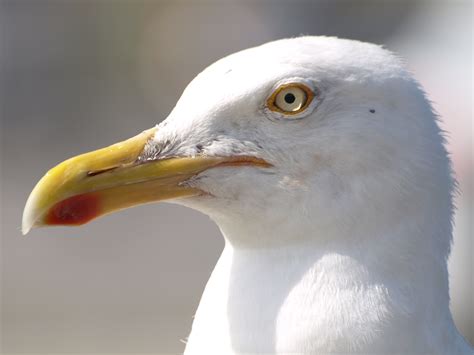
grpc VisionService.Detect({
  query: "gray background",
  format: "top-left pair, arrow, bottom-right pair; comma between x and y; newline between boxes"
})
1,0 -> 472,353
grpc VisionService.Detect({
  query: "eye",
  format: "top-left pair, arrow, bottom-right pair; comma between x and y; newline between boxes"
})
267,83 -> 314,115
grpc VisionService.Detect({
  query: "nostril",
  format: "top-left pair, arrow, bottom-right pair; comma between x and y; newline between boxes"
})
87,166 -> 118,177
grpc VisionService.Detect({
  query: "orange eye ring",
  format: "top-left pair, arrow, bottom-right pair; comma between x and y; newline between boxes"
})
266,83 -> 315,115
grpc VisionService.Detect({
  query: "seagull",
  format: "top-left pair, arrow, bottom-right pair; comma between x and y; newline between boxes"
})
22,36 -> 472,354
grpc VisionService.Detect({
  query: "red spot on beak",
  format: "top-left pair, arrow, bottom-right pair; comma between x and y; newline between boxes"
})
45,193 -> 101,226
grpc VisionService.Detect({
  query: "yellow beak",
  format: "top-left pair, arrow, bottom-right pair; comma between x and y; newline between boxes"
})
22,128 -> 270,235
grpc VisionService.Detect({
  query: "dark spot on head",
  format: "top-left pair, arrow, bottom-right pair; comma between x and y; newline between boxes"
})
196,144 -> 203,153
369,109 -> 376,114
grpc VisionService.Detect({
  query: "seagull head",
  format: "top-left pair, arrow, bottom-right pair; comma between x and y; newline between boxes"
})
22,37 -> 453,252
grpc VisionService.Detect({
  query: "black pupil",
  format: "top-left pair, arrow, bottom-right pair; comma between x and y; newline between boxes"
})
284,93 -> 296,104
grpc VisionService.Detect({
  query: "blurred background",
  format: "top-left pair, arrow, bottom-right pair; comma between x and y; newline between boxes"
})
1,0 -> 472,353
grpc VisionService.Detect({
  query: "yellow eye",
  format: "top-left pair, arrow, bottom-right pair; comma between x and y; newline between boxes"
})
267,83 -> 314,115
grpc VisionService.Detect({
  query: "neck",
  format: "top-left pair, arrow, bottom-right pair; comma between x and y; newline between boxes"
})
185,212 -> 458,354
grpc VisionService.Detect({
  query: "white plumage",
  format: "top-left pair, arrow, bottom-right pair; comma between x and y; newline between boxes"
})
142,37 -> 471,354
22,36 -> 472,354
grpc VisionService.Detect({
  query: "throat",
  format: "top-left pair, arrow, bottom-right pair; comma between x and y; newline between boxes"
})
225,244 -> 395,353
187,234 -> 451,354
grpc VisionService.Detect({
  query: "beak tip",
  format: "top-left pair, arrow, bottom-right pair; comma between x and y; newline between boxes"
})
21,214 -> 33,235
22,191 -> 39,235
21,210 -> 34,235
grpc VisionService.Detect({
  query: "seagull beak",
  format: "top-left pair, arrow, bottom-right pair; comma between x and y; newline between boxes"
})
22,127 -> 270,235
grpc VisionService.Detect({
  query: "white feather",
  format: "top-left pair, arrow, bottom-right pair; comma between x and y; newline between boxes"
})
145,37 -> 471,354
